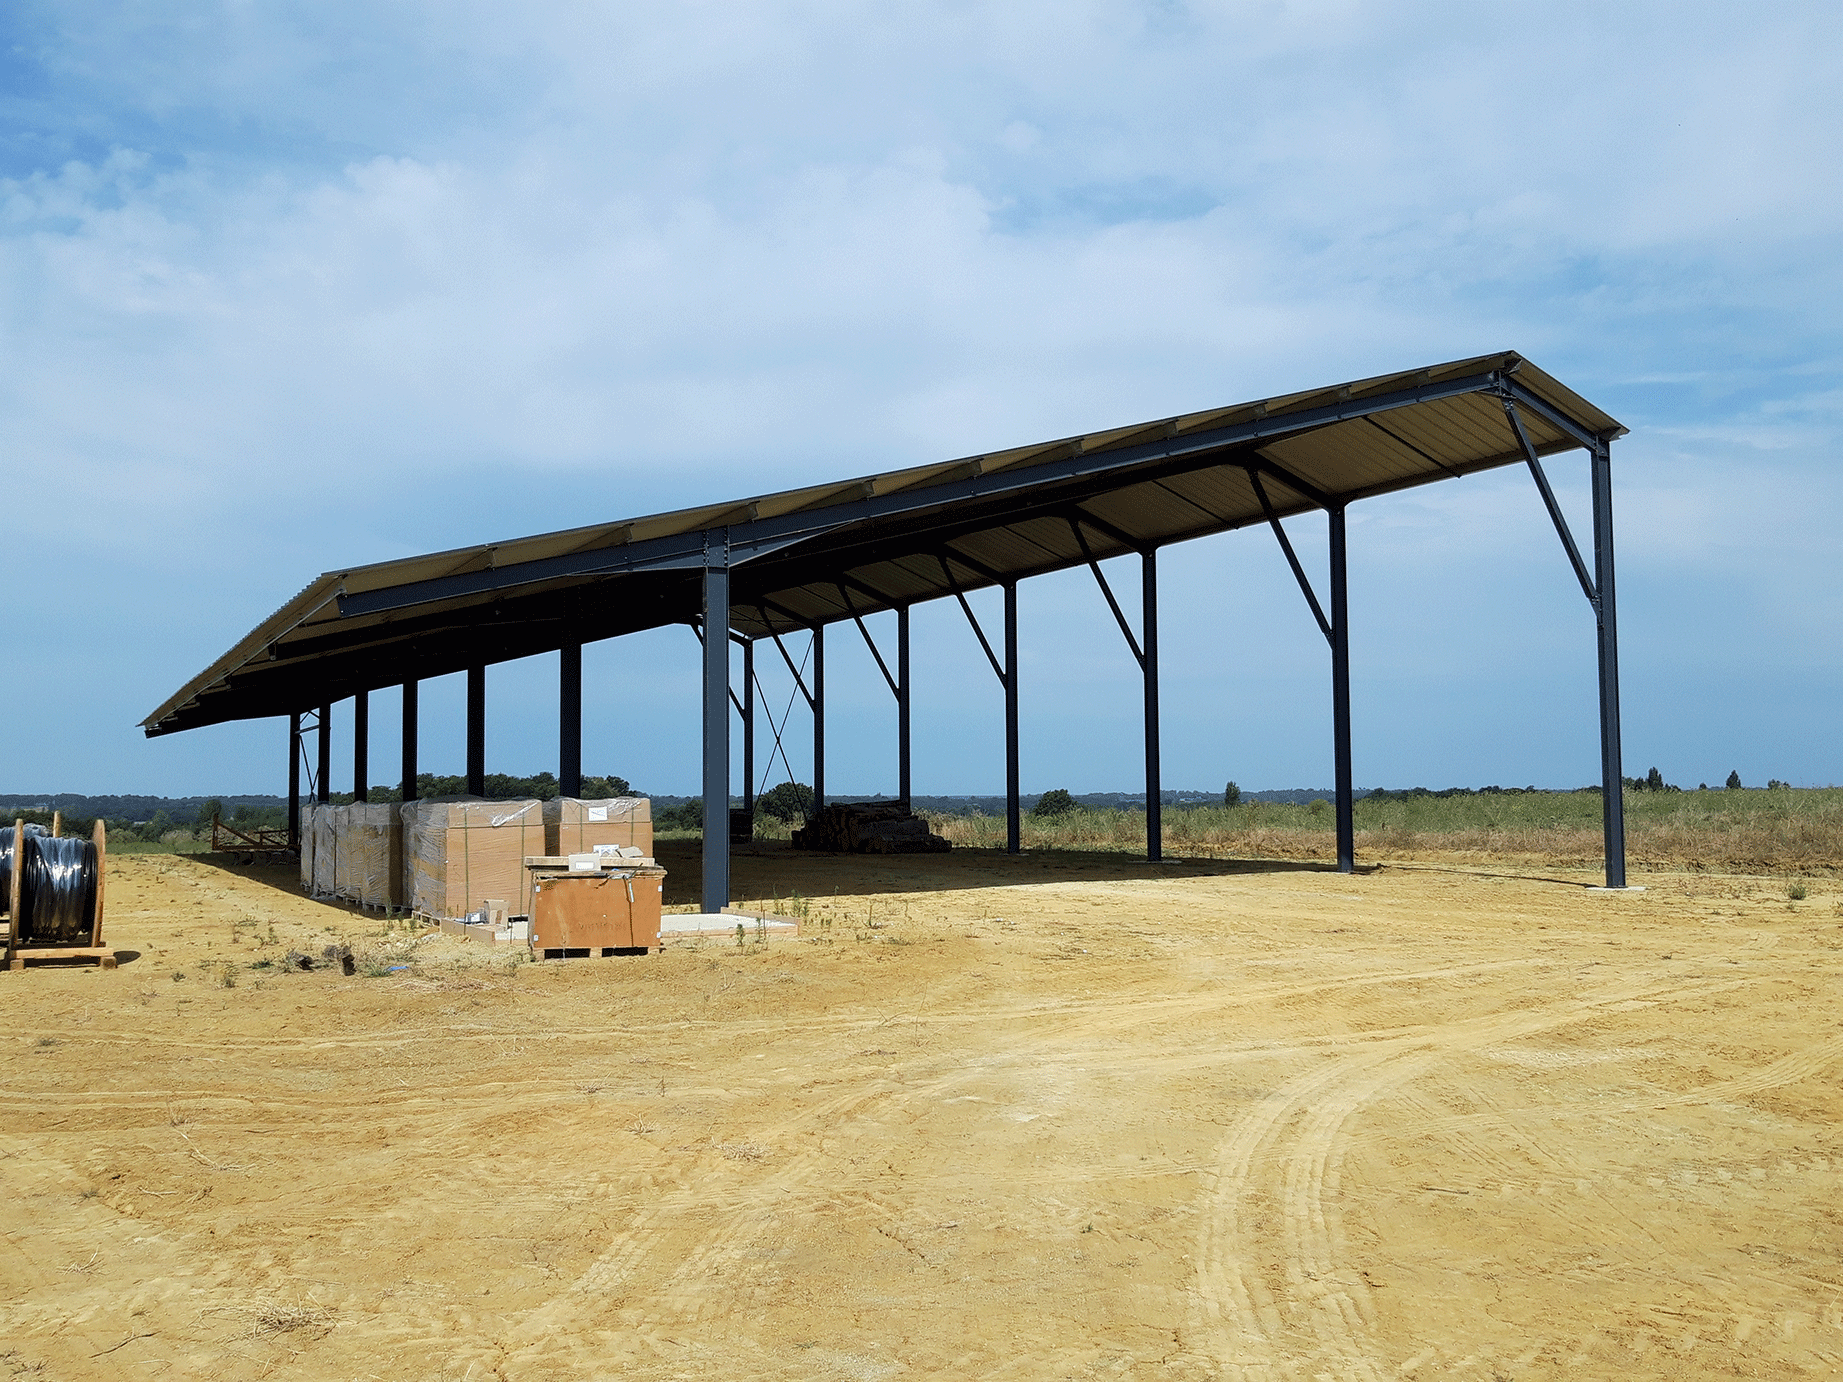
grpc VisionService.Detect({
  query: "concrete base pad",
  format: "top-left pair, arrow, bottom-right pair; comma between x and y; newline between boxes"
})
662,913 -> 799,940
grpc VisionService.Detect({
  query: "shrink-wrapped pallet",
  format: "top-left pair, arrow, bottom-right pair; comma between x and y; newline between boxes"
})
310,804 -> 339,895
338,803 -> 403,908
542,797 -> 653,858
400,799 -> 542,920
299,805 -> 316,891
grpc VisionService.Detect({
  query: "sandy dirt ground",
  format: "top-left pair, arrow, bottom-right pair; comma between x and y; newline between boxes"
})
3,843 -> 1841,1380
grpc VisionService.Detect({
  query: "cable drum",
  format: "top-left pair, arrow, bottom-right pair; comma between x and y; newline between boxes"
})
0,823 -> 45,915
2,825 -> 100,943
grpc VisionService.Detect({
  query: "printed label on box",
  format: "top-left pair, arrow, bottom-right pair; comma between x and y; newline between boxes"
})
593,843 -> 621,856
587,807 -> 609,822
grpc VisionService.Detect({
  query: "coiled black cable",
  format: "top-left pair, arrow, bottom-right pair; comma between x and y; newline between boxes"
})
2,825 -> 98,943
0,824 -> 44,917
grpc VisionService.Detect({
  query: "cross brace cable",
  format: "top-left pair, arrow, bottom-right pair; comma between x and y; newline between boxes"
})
754,642 -> 810,798
763,611 -> 818,711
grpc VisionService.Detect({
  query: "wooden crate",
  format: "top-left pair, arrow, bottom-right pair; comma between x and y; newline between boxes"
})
529,864 -> 664,956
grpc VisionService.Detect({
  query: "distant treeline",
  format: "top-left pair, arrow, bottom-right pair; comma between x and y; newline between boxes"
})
325,771 -> 642,804
1,770 -> 1807,841
0,793 -> 287,820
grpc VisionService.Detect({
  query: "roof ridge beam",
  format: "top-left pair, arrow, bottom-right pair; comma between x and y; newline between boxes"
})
330,369 -> 1507,624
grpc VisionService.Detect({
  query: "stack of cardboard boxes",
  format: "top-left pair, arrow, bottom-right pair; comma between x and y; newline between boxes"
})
400,799 -> 544,920
298,797 -> 653,923
543,796 -> 654,859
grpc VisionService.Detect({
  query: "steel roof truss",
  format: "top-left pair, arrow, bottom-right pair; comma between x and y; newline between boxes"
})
1498,377 -> 1608,451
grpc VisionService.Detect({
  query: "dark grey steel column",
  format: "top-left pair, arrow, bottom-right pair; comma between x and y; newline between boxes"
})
812,625 -> 826,810
1591,439 -> 1628,888
352,690 -> 369,805
741,639 -> 755,817
1005,581 -> 1020,854
287,713 -> 301,850
897,606 -> 912,810
1329,506 -> 1354,873
466,665 -> 485,797
316,702 -> 332,804
401,681 -> 419,802
700,547 -> 731,911
559,643 -> 582,799
1143,551 -> 1162,862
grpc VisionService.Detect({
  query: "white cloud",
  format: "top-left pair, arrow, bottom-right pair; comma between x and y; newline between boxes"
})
1,0 -> 1839,792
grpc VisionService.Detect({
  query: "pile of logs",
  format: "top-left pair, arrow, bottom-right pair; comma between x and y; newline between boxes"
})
791,802 -> 951,854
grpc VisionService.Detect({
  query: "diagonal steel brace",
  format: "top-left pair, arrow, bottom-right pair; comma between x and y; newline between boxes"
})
1248,468 -> 1333,646
1502,399 -> 1599,608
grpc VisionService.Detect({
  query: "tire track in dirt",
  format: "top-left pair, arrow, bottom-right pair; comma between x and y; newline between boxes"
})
497,1080 -> 906,1372
14,952 -> 1546,1057
1190,975 -> 1743,1378
495,953 -> 1566,1376
492,958 -> 1424,1379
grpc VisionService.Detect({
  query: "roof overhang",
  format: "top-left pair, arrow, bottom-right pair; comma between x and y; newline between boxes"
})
144,352 -> 1623,737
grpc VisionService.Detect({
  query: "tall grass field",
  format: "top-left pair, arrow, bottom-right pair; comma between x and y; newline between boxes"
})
922,787 -> 1843,875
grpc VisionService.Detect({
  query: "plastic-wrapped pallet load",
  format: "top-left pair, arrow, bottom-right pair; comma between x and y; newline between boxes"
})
338,803 -> 403,908
400,799 -> 542,920
543,797 -> 653,858
299,806 -> 316,890
310,804 -> 339,896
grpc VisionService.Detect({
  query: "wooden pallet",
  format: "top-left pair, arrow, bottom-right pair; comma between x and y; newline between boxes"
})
8,945 -> 117,971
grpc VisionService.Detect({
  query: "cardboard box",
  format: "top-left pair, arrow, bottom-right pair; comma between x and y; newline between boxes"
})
543,797 -> 652,858
400,799 -> 543,921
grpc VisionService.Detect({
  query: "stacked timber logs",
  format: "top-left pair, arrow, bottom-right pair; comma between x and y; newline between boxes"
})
791,802 -> 950,855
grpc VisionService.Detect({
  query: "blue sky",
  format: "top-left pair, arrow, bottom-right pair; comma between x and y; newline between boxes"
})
5,1 -> 1840,798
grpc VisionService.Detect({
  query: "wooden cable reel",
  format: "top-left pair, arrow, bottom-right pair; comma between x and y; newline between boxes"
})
3,815 -> 112,971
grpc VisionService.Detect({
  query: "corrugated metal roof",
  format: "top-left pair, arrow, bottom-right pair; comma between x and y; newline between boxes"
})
144,351 -> 1623,736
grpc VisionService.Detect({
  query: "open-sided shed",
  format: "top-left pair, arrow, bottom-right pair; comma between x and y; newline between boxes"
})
145,350 -> 1632,903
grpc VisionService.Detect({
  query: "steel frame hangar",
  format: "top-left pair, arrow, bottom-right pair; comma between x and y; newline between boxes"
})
143,352 -> 1635,905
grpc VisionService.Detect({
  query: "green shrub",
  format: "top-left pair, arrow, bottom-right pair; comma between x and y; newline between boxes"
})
1032,789 -> 1076,819
757,781 -> 815,823
656,801 -> 705,831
